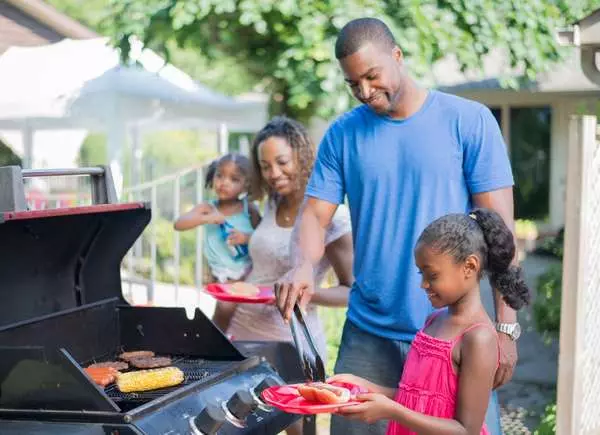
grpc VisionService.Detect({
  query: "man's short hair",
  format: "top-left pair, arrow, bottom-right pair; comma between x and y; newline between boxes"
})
335,18 -> 397,60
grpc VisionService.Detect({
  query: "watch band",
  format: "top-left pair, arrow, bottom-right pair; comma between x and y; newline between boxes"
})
496,323 -> 511,334
495,322 -> 520,340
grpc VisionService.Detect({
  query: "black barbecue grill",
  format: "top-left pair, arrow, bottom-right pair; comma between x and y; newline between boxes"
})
0,166 -> 306,435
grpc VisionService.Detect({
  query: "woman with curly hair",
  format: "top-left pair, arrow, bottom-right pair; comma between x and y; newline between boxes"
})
216,116 -> 353,376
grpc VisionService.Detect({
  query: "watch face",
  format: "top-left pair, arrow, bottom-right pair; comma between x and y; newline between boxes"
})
511,323 -> 522,340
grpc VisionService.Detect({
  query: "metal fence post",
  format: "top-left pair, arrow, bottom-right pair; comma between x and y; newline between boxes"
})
195,168 -> 204,290
149,185 -> 158,304
174,176 -> 181,305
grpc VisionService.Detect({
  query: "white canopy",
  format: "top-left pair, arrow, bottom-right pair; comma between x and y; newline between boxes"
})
0,38 -> 267,189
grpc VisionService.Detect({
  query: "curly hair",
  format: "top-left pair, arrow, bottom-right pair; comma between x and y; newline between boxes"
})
204,153 -> 253,194
250,116 -> 316,200
417,208 -> 531,311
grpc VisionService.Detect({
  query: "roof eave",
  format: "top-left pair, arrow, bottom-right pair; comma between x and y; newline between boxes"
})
5,0 -> 98,39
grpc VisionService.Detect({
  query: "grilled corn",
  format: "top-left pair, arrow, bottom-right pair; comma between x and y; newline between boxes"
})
116,367 -> 184,393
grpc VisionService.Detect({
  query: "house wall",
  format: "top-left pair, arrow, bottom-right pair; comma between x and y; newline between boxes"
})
448,90 -> 600,231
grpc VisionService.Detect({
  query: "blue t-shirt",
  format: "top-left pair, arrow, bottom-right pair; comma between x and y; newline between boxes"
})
306,90 -> 514,341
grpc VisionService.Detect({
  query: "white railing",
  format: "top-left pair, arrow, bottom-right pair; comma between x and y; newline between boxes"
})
121,165 -> 209,308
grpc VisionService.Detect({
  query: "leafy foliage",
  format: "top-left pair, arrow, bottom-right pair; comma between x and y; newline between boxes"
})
0,139 -> 21,167
534,402 -> 557,435
47,0 -> 258,97
46,0 -> 112,31
533,263 -> 562,344
105,0 -> 600,121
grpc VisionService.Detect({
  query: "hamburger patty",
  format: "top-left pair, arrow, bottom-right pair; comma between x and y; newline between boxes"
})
129,356 -> 172,369
119,350 -> 155,361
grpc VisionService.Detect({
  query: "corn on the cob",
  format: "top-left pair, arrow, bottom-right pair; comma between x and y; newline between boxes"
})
116,367 -> 184,393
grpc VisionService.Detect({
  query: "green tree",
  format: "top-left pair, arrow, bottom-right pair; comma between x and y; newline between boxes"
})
105,0 -> 600,122
77,133 -> 107,166
46,0 -> 111,31
0,139 -> 21,167
47,0 -> 258,97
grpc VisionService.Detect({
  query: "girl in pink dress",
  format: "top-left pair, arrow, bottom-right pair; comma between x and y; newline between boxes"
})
332,208 -> 531,435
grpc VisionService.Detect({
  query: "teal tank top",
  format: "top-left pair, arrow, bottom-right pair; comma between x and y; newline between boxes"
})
203,197 -> 254,282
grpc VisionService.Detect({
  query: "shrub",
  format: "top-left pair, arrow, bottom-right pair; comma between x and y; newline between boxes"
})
534,402 -> 556,435
516,219 -> 539,240
533,264 -> 562,344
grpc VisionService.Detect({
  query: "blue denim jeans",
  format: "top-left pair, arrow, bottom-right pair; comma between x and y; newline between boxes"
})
331,319 -> 503,435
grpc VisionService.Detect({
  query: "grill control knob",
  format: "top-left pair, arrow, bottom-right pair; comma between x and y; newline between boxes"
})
251,376 -> 280,412
190,403 -> 227,435
225,390 -> 257,424
254,376 -> 280,396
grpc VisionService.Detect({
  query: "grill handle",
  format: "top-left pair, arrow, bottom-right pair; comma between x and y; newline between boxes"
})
0,165 -> 117,212
22,167 -> 105,177
22,166 -> 117,205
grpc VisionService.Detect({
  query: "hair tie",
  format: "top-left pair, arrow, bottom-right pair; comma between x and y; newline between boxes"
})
468,213 -> 477,221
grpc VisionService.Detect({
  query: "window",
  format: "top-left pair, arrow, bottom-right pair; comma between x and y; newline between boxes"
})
489,107 -> 502,130
509,107 -> 551,220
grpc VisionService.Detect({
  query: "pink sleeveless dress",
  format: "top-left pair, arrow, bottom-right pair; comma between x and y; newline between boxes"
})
386,313 -> 497,435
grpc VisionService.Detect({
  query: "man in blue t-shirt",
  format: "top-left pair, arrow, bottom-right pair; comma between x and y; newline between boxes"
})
276,18 -> 519,435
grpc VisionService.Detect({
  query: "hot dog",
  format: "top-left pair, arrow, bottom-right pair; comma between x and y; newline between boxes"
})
297,382 -> 351,404
228,282 -> 260,296
84,367 -> 118,387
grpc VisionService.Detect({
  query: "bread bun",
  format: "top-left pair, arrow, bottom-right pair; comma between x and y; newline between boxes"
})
297,382 -> 351,404
228,282 -> 260,296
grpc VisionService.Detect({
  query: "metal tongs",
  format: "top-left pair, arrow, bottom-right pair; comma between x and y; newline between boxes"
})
289,302 -> 326,382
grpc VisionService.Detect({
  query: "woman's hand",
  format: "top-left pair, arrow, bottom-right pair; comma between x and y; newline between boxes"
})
227,229 -> 250,246
335,393 -> 396,424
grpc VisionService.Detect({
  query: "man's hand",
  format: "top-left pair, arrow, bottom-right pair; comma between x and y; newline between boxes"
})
335,393 -> 396,424
274,262 -> 315,323
227,230 -> 250,246
494,333 -> 517,388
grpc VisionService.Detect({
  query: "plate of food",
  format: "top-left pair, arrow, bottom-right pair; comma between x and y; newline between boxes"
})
204,282 -> 275,303
260,381 -> 367,414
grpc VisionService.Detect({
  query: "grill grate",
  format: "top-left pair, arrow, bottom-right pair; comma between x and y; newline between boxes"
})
99,357 -> 235,405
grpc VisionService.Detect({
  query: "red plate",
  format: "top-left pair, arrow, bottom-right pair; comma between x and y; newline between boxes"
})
203,283 -> 275,303
260,382 -> 367,414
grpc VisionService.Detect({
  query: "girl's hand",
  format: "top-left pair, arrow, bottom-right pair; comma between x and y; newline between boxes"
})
196,203 -> 215,214
196,204 -> 225,224
335,393 -> 396,424
327,374 -> 377,393
227,230 -> 250,246
210,212 -> 226,225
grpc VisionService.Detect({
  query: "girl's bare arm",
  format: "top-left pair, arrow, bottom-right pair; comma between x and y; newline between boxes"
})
174,203 -> 224,231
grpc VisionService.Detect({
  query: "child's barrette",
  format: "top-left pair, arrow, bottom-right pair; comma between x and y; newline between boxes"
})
468,213 -> 477,221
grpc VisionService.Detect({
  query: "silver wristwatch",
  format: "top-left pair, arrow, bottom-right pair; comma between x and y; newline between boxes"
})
495,322 -> 522,341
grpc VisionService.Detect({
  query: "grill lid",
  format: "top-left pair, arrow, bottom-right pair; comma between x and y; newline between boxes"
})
0,203 -> 151,329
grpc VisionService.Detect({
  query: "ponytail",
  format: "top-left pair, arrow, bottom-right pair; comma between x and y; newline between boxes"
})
469,209 -> 530,310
